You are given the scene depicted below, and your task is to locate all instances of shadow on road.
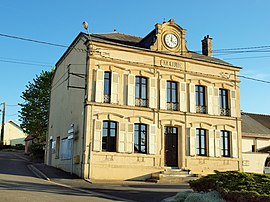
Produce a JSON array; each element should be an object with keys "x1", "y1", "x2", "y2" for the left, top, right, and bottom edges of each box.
[{"x1": 0, "y1": 179, "x2": 122, "y2": 201}]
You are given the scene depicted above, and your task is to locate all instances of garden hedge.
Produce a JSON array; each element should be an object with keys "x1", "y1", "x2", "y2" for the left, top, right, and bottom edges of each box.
[{"x1": 189, "y1": 171, "x2": 270, "y2": 202}]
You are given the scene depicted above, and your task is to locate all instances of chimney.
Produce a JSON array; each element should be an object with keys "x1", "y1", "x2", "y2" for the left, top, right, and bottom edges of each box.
[{"x1": 202, "y1": 35, "x2": 212, "y2": 57}]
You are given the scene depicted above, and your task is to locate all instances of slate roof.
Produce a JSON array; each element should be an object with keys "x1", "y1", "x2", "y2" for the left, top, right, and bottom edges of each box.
[
  {"x1": 241, "y1": 112, "x2": 270, "y2": 137},
  {"x1": 91, "y1": 32, "x2": 142, "y2": 47},
  {"x1": 87, "y1": 32, "x2": 236, "y2": 68}
]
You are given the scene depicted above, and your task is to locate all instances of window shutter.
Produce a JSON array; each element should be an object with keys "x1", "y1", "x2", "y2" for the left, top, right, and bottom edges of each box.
[
  {"x1": 93, "y1": 120, "x2": 102, "y2": 152},
  {"x1": 189, "y1": 83, "x2": 196, "y2": 113},
  {"x1": 179, "y1": 82, "x2": 187, "y2": 112},
  {"x1": 111, "y1": 72, "x2": 119, "y2": 104},
  {"x1": 160, "y1": 79, "x2": 167, "y2": 110},
  {"x1": 207, "y1": 86, "x2": 214, "y2": 115},
  {"x1": 126, "y1": 123, "x2": 134, "y2": 153},
  {"x1": 148, "y1": 124, "x2": 157, "y2": 154},
  {"x1": 117, "y1": 123, "x2": 126, "y2": 153},
  {"x1": 95, "y1": 69, "x2": 104, "y2": 103},
  {"x1": 232, "y1": 131, "x2": 238, "y2": 158},
  {"x1": 213, "y1": 87, "x2": 220, "y2": 115},
  {"x1": 189, "y1": 128, "x2": 196, "y2": 156},
  {"x1": 230, "y1": 90, "x2": 236, "y2": 117},
  {"x1": 149, "y1": 78, "x2": 157, "y2": 109},
  {"x1": 127, "y1": 74, "x2": 135, "y2": 106},
  {"x1": 208, "y1": 129, "x2": 215, "y2": 157},
  {"x1": 215, "y1": 130, "x2": 221, "y2": 157}
]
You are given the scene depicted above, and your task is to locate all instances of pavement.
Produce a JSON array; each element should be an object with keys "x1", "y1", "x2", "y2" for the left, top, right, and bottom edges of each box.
[{"x1": 14, "y1": 151, "x2": 190, "y2": 202}]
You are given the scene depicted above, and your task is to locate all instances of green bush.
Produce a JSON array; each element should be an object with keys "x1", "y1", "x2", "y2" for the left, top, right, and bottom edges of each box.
[
  {"x1": 189, "y1": 171, "x2": 270, "y2": 202},
  {"x1": 29, "y1": 143, "x2": 45, "y2": 160},
  {"x1": 171, "y1": 191, "x2": 225, "y2": 202},
  {"x1": 14, "y1": 144, "x2": 25, "y2": 150},
  {"x1": 173, "y1": 191, "x2": 193, "y2": 202},
  {"x1": 0, "y1": 144, "x2": 12, "y2": 150},
  {"x1": 185, "y1": 191, "x2": 225, "y2": 202}
]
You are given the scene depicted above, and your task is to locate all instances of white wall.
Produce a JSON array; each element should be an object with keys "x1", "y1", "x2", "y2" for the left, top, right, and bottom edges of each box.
[
  {"x1": 242, "y1": 152, "x2": 269, "y2": 174},
  {"x1": 2, "y1": 121, "x2": 27, "y2": 145},
  {"x1": 242, "y1": 137, "x2": 270, "y2": 152}
]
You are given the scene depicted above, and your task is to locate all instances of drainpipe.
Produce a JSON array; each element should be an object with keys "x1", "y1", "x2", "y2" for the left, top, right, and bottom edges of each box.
[{"x1": 81, "y1": 23, "x2": 92, "y2": 178}]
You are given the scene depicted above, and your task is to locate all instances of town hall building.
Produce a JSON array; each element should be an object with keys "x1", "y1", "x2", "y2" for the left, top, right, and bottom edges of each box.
[{"x1": 46, "y1": 19, "x2": 242, "y2": 180}]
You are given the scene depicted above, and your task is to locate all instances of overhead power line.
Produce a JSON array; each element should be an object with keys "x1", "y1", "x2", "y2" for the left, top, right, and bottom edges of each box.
[
  {"x1": 1, "y1": 32, "x2": 270, "y2": 87},
  {"x1": 0, "y1": 33, "x2": 68, "y2": 48},
  {"x1": 0, "y1": 56, "x2": 53, "y2": 65},
  {"x1": 0, "y1": 59, "x2": 53, "y2": 67},
  {"x1": 222, "y1": 55, "x2": 270, "y2": 60},
  {"x1": 213, "y1": 45, "x2": 270, "y2": 52},
  {"x1": 3, "y1": 32, "x2": 270, "y2": 54},
  {"x1": 0, "y1": 33, "x2": 87, "y2": 53},
  {"x1": 238, "y1": 75, "x2": 270, "y2": 84},
  {"x1": 6, "y1": 104, "x2": 19, "y2": 107}
]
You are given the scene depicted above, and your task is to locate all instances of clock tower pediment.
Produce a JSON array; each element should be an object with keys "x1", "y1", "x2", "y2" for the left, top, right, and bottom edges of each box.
[{"x1": 139, "y1": 19, "x2": 188, "y2": 55}]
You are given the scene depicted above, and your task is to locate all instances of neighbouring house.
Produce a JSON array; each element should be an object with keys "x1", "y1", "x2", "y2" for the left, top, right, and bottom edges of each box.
[
  {"x1": 241, "y1": 112, "x2": 270, "y2": 174},
  {"x1": 46, "y1": 19, "x2": 242, "y2": 180},
  {"x1": 24, "y1": 134, "x2": 34, "y2": 154},
  {"x1": 0, "y1": 120, "x2": 27, "y2": 146}
]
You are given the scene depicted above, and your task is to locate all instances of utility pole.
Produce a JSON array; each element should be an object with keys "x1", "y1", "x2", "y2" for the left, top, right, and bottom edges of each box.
[{"x1": 1, "y1": 102, "x2": 6, "y2": 144}]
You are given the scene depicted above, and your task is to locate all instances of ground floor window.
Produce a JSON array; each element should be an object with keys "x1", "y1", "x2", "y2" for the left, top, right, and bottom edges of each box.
[
  {"x1": 61, "y1": 138, "x2": 72, "y2": 160},
  {"x1": 134, "y1": 123, "x2": 147, "y2": 153},
  {"x1": 196, "y1": 128, "x2": 207, "y2": 156},
  {"x1": 102, "y1": 121, "x2": 117, "y2": 152},
  {"x1": 220, "y1": 130, "x2": 230, "y2": 157}
]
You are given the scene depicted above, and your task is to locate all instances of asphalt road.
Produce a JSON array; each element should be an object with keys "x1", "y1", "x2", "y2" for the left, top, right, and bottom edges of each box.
[
  {"x1": 0, "y1": 151, "x2": 112, "y2": 202},
  {"x1": 0, "y1": 151, "x2": 191, "y2": 202}
]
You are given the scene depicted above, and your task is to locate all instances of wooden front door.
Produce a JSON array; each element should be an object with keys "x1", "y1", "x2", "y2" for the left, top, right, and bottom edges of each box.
[{"x1": 164, "y1": 127, "x2": 178, "y2": 167}]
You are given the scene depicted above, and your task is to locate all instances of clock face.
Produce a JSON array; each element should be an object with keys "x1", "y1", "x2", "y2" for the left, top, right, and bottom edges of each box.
[{"x1": 164, "y1": 33, "x2": 178, "y2": 48}]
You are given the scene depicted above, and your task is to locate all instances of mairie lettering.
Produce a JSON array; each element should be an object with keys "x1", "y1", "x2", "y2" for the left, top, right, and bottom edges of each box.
[{"x1": 160, "y1": 60, "x2": 182, "y2": 69}]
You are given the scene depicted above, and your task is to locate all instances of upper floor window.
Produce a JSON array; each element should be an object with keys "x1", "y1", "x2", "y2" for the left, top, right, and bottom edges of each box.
[
  {"x1": 220, "y1": 130, "x2": 230, "y2": 157},
  {"x1": 134, "y1": 124, "x2": 147, "y2": 153},
  {"x1": 167, "y1": 81, "x2": 178, "y2": 111},
  {"x1": 219, "y1": 89, "x2": 229, "y2": 116},
  {"x1": 104, "y1": 72, "x2": 111, "y2": 103},
  {"x1": 102, "y1": 121, "x2": 117, "y2": 152},
  {"x1": 196, "y1": 85, "x2": 206, "y2": 113},
  {"x1": 135, "y1": 76, "x2": 148, "y2": 107},
  {"x1": 196, "y1": 128, "x2": 207, "y2": 156}
]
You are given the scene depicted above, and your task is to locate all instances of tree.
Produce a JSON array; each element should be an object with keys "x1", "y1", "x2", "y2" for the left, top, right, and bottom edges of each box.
[{"x1": 19, "y1": 69, "x2": 54, "y2": 143}]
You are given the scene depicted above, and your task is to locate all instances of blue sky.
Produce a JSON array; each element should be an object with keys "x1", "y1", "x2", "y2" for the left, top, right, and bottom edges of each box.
[{"x1": 1, "y1": 0, "x2": 270, "y2": 123}]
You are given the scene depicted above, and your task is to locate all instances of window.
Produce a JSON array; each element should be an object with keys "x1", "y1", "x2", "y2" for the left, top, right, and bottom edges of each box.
[
  {"x1": 104, "y1": 72, "x2": 111, "y2": 103},
  {"x1": 134, "y1": 124, "x2": 147, "y2": 153},
  {"x1": 252, "y1": 145, "x2": 256, "y2": 152},
  {"x1": 56, "y1": 136, "x2": 60, "y2": 159},
  {"x1": 196, "y1": 128, "x2": 207, "y2": 156},
  {"x1": 135, "y1": 76, "x2": 148, "y2": 107},
  {"x1": 167, "y1": 81, "x2": 178, "y2": 110},
  {"x1": 219, "y1": 89, "x2": 229, "y2": 116},
  {"x1": 220, "y1": 130, "x2": 230, "y2": 157},
  {"x1": 61, "y1": 138, "x2": 72, "y2": 160},
  {"x1": 195, "y1": 85, "x2": 206, "y2": 113},
  {"x1": 102, "y1": 121, "x2": 117, "y2": 152}
]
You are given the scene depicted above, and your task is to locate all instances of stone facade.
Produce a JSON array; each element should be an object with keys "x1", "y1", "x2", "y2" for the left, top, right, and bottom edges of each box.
[{"x1": 46, "y1": 19, "x2": 242, "y2": 180}]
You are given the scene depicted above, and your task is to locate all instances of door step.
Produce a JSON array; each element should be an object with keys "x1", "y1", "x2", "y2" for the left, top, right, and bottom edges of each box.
[{"x1": 146, "y1": 168, "x2": 199, "y2": 184}]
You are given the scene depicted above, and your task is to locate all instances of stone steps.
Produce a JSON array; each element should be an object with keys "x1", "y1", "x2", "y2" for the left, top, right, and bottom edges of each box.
[{"x1": 146, "y1": 168, "x2": 199, "y2": 184}]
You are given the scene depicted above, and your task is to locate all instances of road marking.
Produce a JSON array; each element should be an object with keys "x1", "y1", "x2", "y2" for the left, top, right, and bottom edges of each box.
[
  {"x1": 27, "y1": 164, "x2": 50, "y2": 181},
  {"x1": 12, "y1": 153, "x2": 30, "y2": 162},
  {"x1": 48, "y1": 180, "x2": 136, "y2": 202},
  {"x1": 27, "y1": 164, "x2": 135, "y2": 202}
]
